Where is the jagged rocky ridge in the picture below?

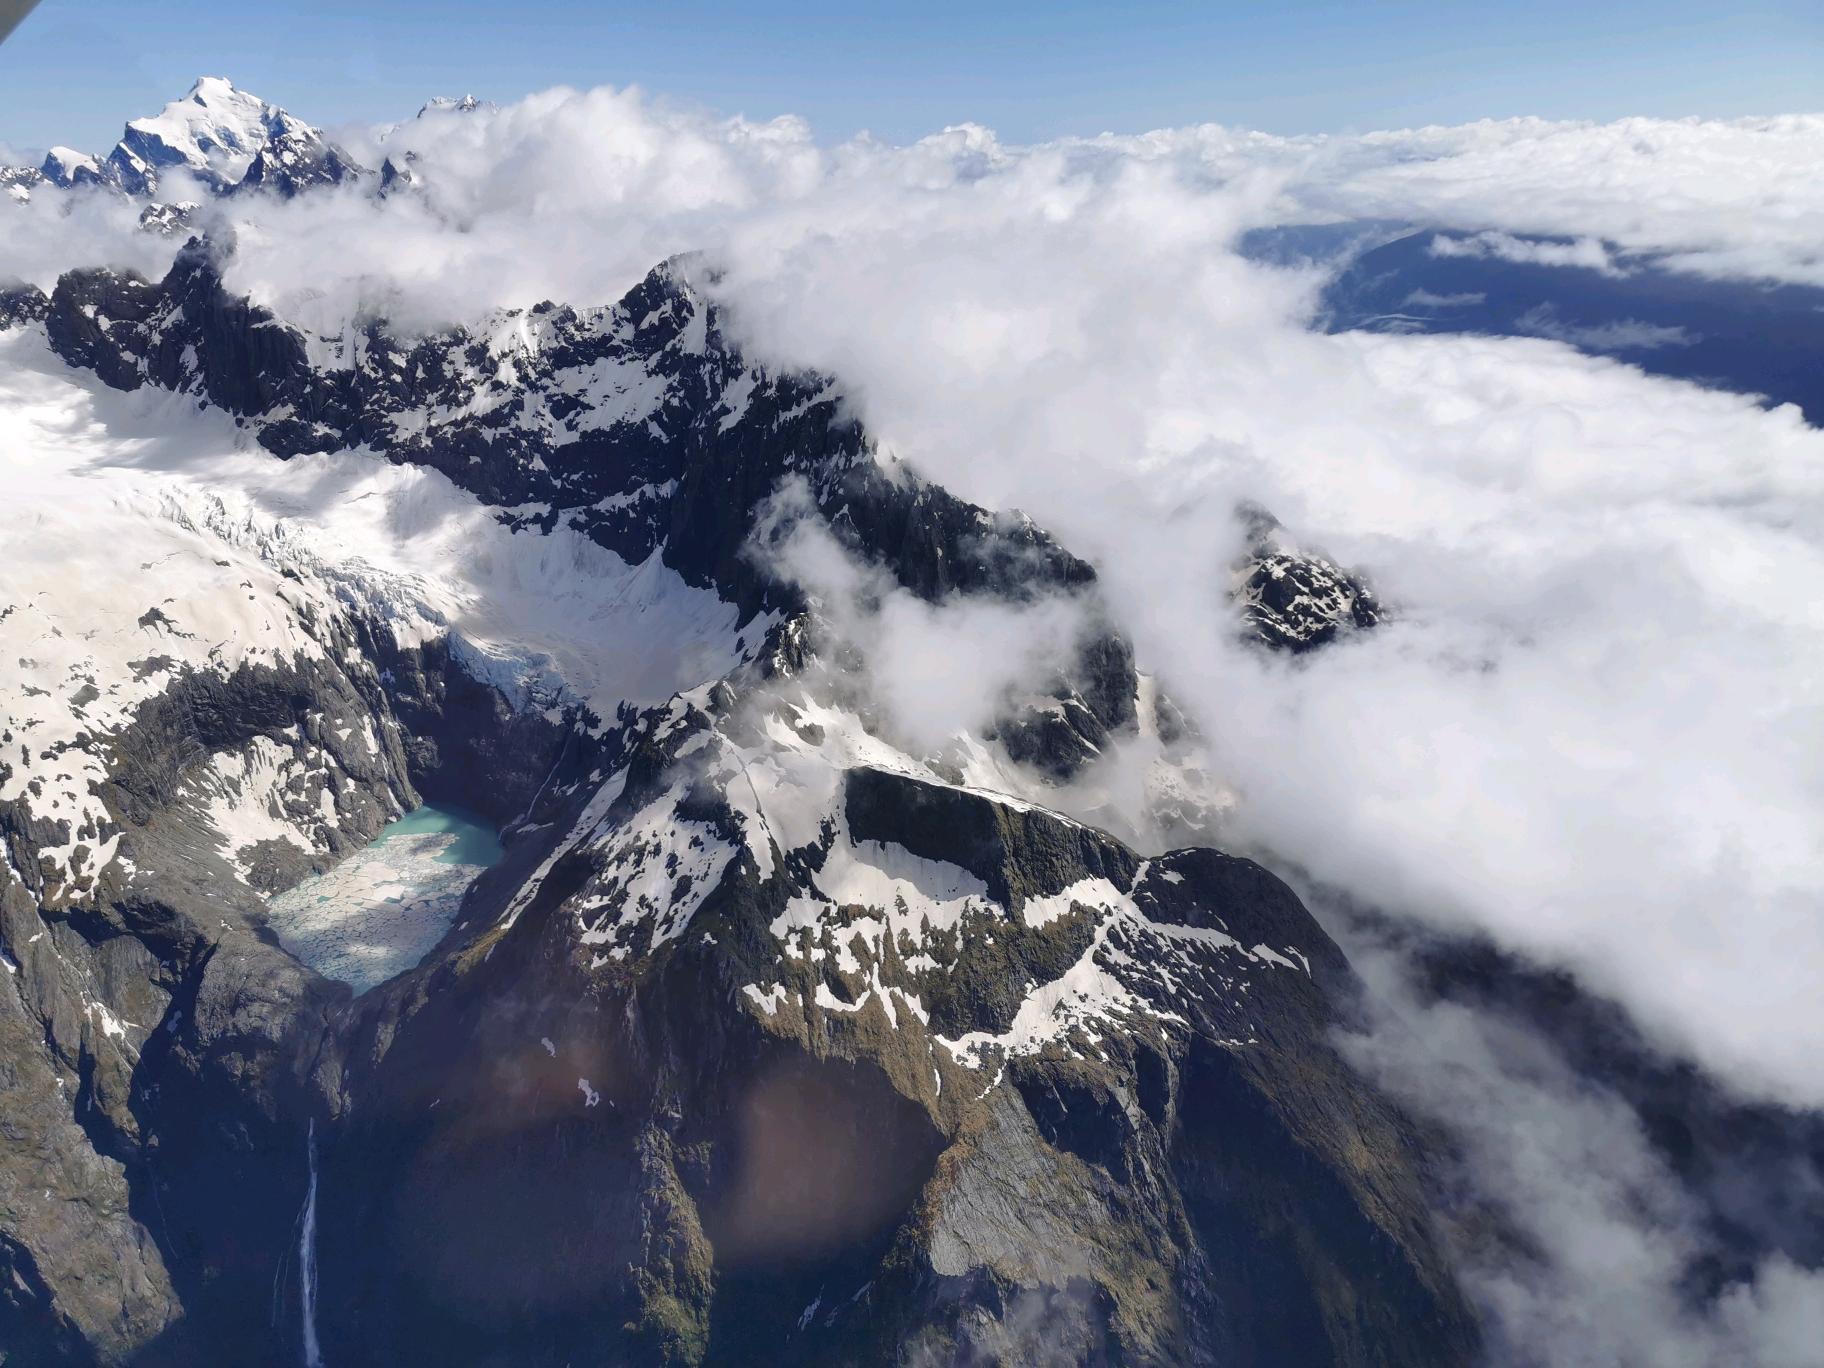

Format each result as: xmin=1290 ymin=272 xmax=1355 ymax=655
xmin=0 ymin=246 xmax=1470 ymax=1365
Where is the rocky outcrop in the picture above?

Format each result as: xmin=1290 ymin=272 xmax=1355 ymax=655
xmin=233 ymin=121 xmax=367 ymax=200
xmin=0 ymin=165 xmax=45 ymax=199
xmin=39 ymin=148 xmax=110 ymax=190
xmin=135 ymin=202 xmax=196 ymax=238
xmin=0 ymin=282 xmax=47 ymax=331
xmin=46 ymin=243 xmax=331 ymax=423
xmin=1233 ymin=504 xmax=1382 ymax=653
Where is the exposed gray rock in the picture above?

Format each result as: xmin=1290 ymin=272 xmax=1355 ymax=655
xmin=234 ymin=121 xmax=367 ymax=200
xmin=0 ymin=283 xmax=47 ymax=332
xmin=1232 ymin=503 xmax=1382 ymax=653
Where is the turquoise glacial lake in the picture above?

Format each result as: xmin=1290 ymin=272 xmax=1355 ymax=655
xmin=266 ymin=802 xmax=504 ymax=994
xmin=375 ymin=801 xmax=507 ymax=867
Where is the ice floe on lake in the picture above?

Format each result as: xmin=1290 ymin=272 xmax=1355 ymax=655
xmin=265 ymin=803 xmax=502 ymax=992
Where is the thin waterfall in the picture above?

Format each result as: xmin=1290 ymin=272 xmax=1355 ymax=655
xmin=299 ymin=1118 xmax=323 ymax=1368
xmin=520 ymin=723 xmax=572 ymax=826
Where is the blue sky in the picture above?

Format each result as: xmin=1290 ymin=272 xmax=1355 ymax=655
xmin=1 ymin=0 xmax=1820 ymax=154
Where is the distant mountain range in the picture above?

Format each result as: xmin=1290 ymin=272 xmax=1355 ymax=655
xmin=3 ymin=75 xmax=487 ymax=204
xmin=14 ymin=78 xmax=1821 ymax=427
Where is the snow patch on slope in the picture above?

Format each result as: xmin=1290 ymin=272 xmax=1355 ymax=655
xmin=0 ymin=327 xmax=749 ymax=897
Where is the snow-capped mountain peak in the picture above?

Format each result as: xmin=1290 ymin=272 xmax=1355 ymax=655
xmin=38 ymin=145 xmax=104 ymax=187
xmin=9 ymin=76 xmax=370 ymax=200
xmin=111 ymin=74 xmax=276 ymax=193
xmin=4 ymin=76 xmax=381 ymax=203
xmin=417 ymin=93 xmax=492 ymax=117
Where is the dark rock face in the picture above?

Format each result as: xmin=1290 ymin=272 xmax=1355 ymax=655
xmin=0 ymin=655 xmax=378 ymax=1366
xmin=1233 ymin=504 xmax=1382 ymax=653
xmin=377 ymin=153 xmax=418 ymax=196
xmin=36 ymin=244 xmax=1104 ymax=619
xmin=846 ymin=766 xmax=1137 ymax=910
xmin=0 ymin=282 xmax=48 ymax=330
xmin=235 ymin=122 xmax=368 ymax=199
xmin=46 ymin=242 xmax=327 ymax=419
xmin=5 ymin=247 xmax=1481 ymax=1365
xmin=0 ymin=624 xmax=581 ymax=1363
xmin=39 ymin=240 xmax=1143 ymax=786
xmin=38 ymin=148 xmax=110 ymax=190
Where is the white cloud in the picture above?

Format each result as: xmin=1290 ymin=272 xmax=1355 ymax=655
xmin=1341 ymin=936 xmax=1824 ymax=1368
xmin=1301 ymin=114 xmax=1824 ymax=286
xmin=1514 ymin=304 xmax=1698 ymax=350
xmin=692 ymin=104 xmax=1824 ymax=1119
xmin=1403 ymin=288 xmax=1488 ymax=307
xmin=0 ymin=185 xmax=174 ymax=288
xmin=1429 ymin=229 xmax=1625 ymax=275
xmin=750 ymin=478 xmax=1094 ymax=757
